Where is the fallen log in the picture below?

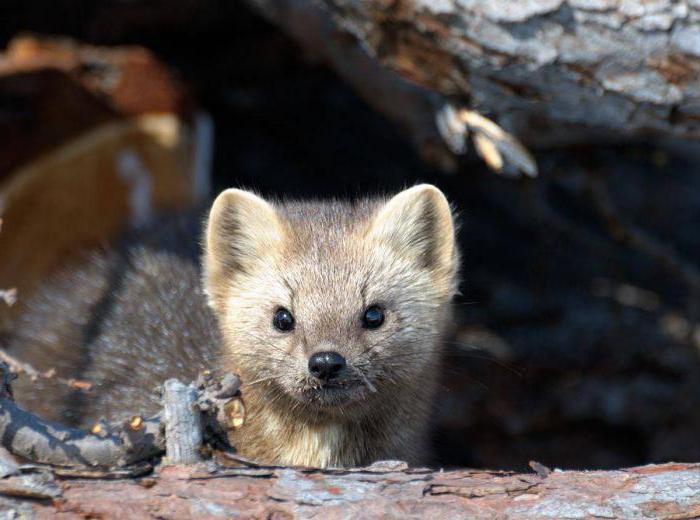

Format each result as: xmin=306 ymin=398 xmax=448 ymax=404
xmin=243 ymin=0 xmax=700 ymax=173
xmin=0 ymin=460 xmax=698 ymax=518
xmin=1 ymin=360 xmax=700 ymax=517
xmin=1 ymin=377 xmax=698 ymax=519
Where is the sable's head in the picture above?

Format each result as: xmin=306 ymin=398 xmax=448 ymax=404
xmin=204 ymin=185 xmax=458 ymax=420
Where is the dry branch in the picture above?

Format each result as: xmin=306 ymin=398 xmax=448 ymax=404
xmin=0 ymin=349 xmax=92 ymax=391
xmin=0 ymin=363 xmax=240 ymax=469
xmin=0 ymin=363 xmax=164 ymax=468
xmin=243 ymin=0 xmax=700 ymax=173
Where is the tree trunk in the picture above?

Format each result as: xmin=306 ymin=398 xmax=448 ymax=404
xmin=243 ymin=0 xmax=700 ymax=171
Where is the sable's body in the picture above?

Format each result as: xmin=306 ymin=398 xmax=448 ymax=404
xmin=8 ymin=186 xmax=458 ymax=468
xmin=6 ymin=212 xmax=220 ymax=426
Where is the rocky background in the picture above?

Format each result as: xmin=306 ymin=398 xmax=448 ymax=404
xmin=1 ymin=1 xmax=699 ymax=473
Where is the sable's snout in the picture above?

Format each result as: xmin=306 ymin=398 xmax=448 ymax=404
xmin=308 ymin=351 xmax=346 ymax=381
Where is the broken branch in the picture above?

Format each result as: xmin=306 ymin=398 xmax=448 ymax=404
xmin=0 ymin=362 xmax=240 ymax=469
xmin=0 ymin=349 xmax=92 ymax=391
xmin=163 ymin=379 xmax=202 ymax=465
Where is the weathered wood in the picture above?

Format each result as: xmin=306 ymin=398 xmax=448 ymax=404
xmin=0 ymin=461 xmax=695 ymax=518
xmin=163 ymin=379 xmax=202 ymax=465
xmin=243 ymin=0 xmax=700 ymax=172
xmin=0 ymin=361 xmax=164 ymax=468
xmin=0 ymin=354 xmax=698 ymax=517
xmin=0 ymin=361 xmax=246 ymax=469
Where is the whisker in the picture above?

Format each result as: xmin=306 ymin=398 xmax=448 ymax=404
xmin=242 ymin=375 xmax=283 ymax=388
xmin=355 ymin=369 xmax=377 ymax=393
xmin=443 ymin=343 xmax=523 ymax=377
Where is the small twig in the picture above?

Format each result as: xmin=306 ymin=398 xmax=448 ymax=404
xmin=0 ymin=349 xmax=92 ymax=391
xmin=529 ymin=460 xmax=552 ymax=478
xmin=50 ymin=463 xmax=153 ymax=479
xmin=0 ymin=350 xmax=48 ymax=382
xmin=0 ymin=362 xmax=241 ymax=469
xmin=214 ymin=449 xmax=262 ymax=468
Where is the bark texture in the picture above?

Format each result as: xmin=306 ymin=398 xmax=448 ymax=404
xmin=0 ymin=461 xmax=697 ymax=518
xmin=243 ymin=0 xmax=700 ymax=170
xmin=163 ymin=379 xmax=203 ymax=465
xmin=0 ymin=363 xmax=242 ymax=469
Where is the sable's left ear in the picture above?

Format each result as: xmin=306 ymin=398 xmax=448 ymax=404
xmin=367 ymin=184 xmax=458 ymax=295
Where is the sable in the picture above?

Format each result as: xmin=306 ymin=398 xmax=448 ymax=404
xmin=6 ymin=186 xmax=458 ymax=469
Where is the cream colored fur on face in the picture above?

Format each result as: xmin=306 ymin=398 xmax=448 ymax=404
xmin=203 ymin=184 xmax=458 ymax=468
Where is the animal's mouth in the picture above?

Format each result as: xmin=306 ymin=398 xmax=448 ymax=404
xmin=300 ymin=380 xmax=364 ymax=407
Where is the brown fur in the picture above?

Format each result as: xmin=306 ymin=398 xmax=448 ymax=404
xmin=204 ymin=185 xmax=459 ymax=467
xmin=7 ymin=185 xmax=459 ymax=468
xmin=5 ymin=211 xmax=220 ymax=426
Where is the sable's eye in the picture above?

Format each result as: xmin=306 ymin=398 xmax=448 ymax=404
xmin=273 ymin=308 xmax=295 ymax=332
xmin=362 ymin=305 xmax=385 ymax=329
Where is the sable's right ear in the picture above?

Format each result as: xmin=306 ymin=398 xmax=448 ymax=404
xmin=204 ymin=189 xmax=284 ymax=309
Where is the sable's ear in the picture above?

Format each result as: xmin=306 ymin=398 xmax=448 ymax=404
xmin=204 ymin=189 xmax=284 ymax=309
xmin=367 ymin=184 xmax=458 ymax=294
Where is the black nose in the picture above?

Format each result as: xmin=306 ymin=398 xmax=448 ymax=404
xmin=308 ymin=351 xmax=346 ymax=381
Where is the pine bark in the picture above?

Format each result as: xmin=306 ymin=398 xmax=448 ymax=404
xmin=243 ymin=0 xmax=700 ymax=170
xmin=0 ymin=461 xmax=697 ymax=518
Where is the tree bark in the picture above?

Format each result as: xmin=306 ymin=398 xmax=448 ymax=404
xmin=0 ymin=461 xmax=695 ymax=518
xmin=243 ymin=0 xmax=700 ymax=172
xmin=162 ymin=379 xmax=203 ymax=465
